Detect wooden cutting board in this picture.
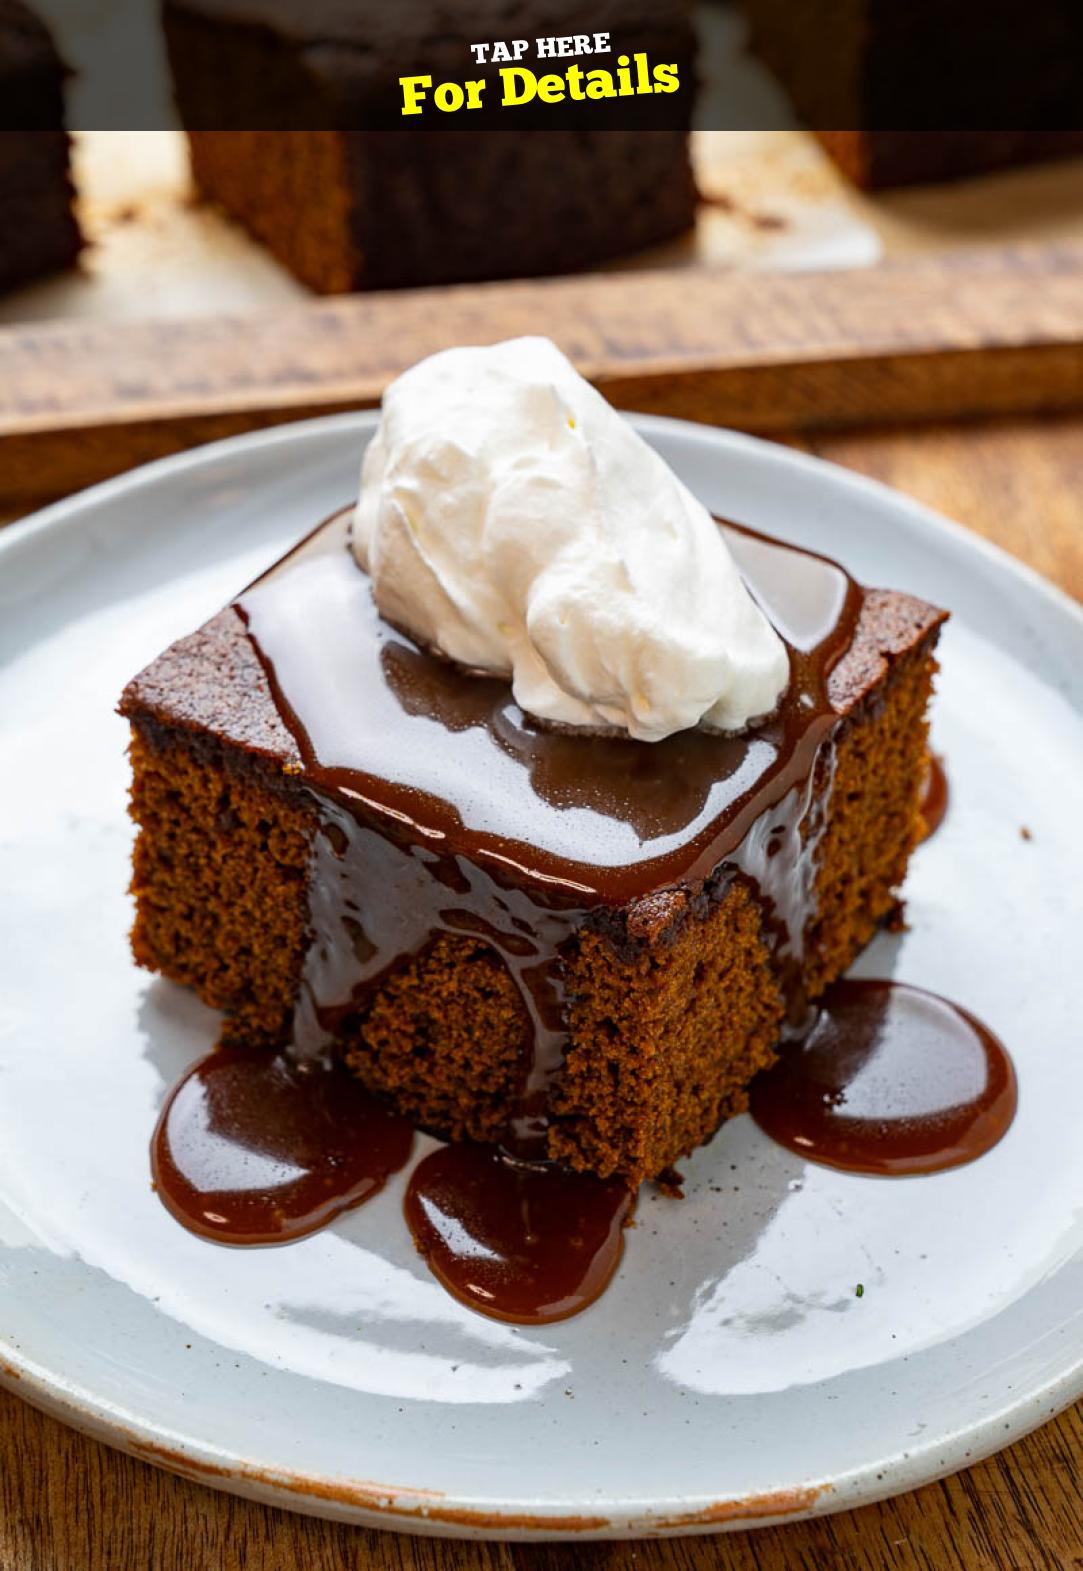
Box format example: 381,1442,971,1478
2,240,1083,516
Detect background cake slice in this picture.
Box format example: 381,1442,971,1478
0,1,83,292
161,0,697,291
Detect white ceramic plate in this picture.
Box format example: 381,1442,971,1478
1,415,1082,1541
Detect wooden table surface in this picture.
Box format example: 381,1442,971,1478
2,410,1082,1568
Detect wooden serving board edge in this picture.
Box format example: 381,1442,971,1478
2,242,1083,514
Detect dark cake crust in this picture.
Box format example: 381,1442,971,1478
0,4,82,290
0,0,66,127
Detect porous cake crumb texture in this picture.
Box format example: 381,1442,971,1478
125,619,937,1185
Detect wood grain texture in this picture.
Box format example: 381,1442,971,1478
1,411,1081,1567
804,415,1083,605
2,1388,1082,1571
3,242,1083,511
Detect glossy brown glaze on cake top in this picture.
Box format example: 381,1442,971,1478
124,528,940,774
233,510,863,902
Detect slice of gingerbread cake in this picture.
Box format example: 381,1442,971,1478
121,338,945,1187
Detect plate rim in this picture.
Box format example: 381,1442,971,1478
5,408,1083,639
2,410,1082,1540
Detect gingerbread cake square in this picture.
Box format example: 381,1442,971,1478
122,507,944,1185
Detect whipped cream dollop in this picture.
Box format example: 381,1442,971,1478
352,337,789,742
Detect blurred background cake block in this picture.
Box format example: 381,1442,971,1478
736,0,1083,188
161,0,698,292
0,0,82,291
176,129,697,292
814,132,1083,192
